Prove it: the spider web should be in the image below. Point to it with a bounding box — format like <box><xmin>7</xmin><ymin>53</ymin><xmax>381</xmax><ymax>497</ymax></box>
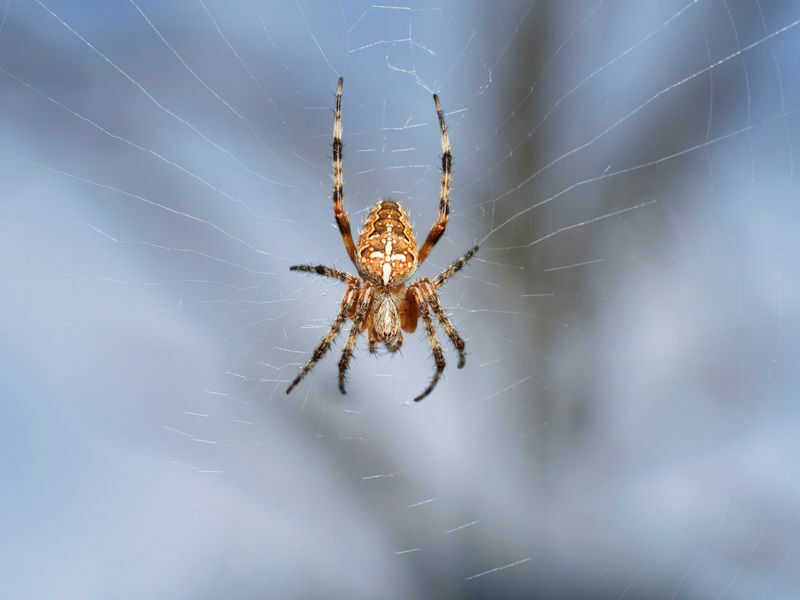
<box><xmin>1</xmin><ymin>0</ymin><xmax>799</xmax><ymax>597</ymax></box>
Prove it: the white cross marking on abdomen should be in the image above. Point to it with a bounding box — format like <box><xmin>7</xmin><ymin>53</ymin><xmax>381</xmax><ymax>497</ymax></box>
<box><xmin>369</xmin><ymin>238</ymin><xmax>407</xmax><ymax>284</ymax></box>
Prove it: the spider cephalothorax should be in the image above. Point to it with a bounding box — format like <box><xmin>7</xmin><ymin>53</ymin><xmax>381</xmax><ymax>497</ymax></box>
<box><xmin>287</xmin><ymin>78</ymin><xmax>478</xmax><ymax>401</ymax></box>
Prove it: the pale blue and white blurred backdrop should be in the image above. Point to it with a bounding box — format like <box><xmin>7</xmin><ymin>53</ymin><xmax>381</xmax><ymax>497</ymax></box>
<box><xmin>1</xmin><ymin>1</ymin><xmax>799</xmax><ymax>598</ymax></box>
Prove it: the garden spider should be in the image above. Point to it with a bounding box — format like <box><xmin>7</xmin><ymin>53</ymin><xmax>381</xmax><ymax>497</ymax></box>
<box><xmin>287</xmin><ymin>78</ymin><xmax>478</xmax><ymax>401</ymax></box>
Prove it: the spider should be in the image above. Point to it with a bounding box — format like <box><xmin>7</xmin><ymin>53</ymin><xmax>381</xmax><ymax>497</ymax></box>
<box><xmin>286</xmin><ymin>78</ymin><xmax>478</xmax><ymax>401</ymax></box>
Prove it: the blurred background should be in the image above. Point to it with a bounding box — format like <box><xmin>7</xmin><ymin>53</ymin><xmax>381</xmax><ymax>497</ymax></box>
<box><xmin>1</xmin><ymin>0</ymin><xmax>799</xmax><ymax>598</ymax></box>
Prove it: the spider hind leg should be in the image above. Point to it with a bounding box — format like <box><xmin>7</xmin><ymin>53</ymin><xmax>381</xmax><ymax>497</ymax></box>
<box><xmin>331</xmin><ymin>78</ymin><xmax>359</xmax><ymax>271</ymax></box>
<box><xmin>417</xmin><ymin>93</ymin><xmax>452</xmax><ymax>266</ymax></box>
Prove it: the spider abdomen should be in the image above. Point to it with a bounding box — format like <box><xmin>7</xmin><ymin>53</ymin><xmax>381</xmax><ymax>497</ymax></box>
<box><xmin>357</xmin><ymin>200</ymin><xmax>418</xmax><ymax>285</ymax></box>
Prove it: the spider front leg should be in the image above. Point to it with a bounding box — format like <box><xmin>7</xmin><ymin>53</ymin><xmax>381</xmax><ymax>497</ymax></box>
<box><xmin>412</xmin><ymin>246</ymin><xmax>478</xmax><ymax>370</ymax></box>
<box><xmin>286</xmin><ymin>284</ymin><xmax>359</xmax><ymax>394</ymax></box>
<box><xmin>338</xmin><ymin>287</ymin><xmax>374</xmax><ymax>394</ymax></box>
<box><xmin>415</xmin><ymin>278</ymin><xmax>467</xmax><ymax>368</ymax></box>
<box><xmin>411</xmin><ymin>288</ymin><xmax>446</xmax><ymax>402</ymax></box>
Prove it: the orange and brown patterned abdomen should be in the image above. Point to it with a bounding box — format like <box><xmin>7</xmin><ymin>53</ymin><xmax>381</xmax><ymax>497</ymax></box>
<box><xmin>357</xmin><ymin>201</ymin><xmax>418</xmax><ymax>285</ymax></box>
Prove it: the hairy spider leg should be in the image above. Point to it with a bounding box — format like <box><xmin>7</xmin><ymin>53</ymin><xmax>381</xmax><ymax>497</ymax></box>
<box><xmin>417</xmin><ymin>93</ymin><xmax>452</xmax><ymax>265</ymax></box>
<box><xmin>338</xmin><ymin>287</ymin><xmax>374</xmax><ymax>393</ymax></box>
<box><xmin>433</xmin><ymin>245</ymin><xmax>479</xmax><ymax>288</ymax></box>
<box><xmin>289</xmin><ymin>264</ymin><xmax>359</xmax><ymax>285</ymax></box>
<box><xmin>286</xmin><ymin>285</ymin><xmax>358</xmax><ymax>394</ymax></box>
<box><xmin>413</xmin><ymin>289</ymin><xmax>446</xmax><ymax>401</ymax></box>
<box><xmin>332</xmin><ymin>78</ymin><xmax>359</xmax><ymax>271</ymax></box>
<box><xmin>414</xmin><ymin>278</ymin><xmax>467</xmax><ymax>368</ymax></box>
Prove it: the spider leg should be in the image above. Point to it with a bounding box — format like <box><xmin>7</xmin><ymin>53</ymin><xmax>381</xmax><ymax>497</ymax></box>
<box><xmin>332</xmin><ymin>77</ymin><xmax>359</xmax><ymax>270</ymax></box>
<box><xmin>433</xmin><ymin>245</ymin><xmax>479</xmax><ymax>288</ymax></box>
<box><xmin>290</xmin><ymin>264</ymin><xmax>358</xmax><ymax>285</ymax></box>
<box><xmin>416</xmin><ymin>278</ymin><xmax>467</xmax><ymax>368</ymax></box>
<box><xmin>413</xmin><ymin>291</ymin><xmax>446</xmax><ymax>402</ymax></box>
<box><xmin>417</xmin><ymin>93</ymin><xmax>452</xmax><ymax>266</ymax></box>
<box><xmin>338</xmin><ymin>287</ymin><xmax>374</xmax><ymax>394</ymax></box>
<box><xmin>286</xmin><ymin>285</ymin><xmax>358</xmax><ymax>394</ymax></box>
